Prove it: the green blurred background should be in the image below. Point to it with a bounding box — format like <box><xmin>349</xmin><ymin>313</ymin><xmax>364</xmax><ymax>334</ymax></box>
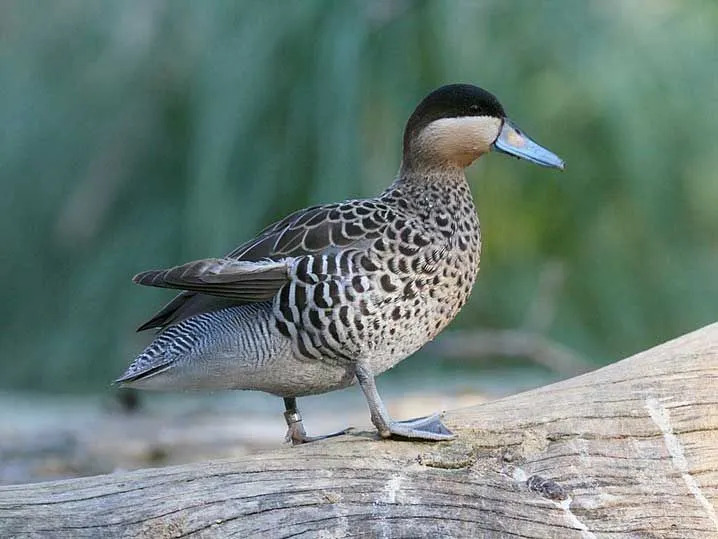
<box><xmin>2</xmin><ymin>0</ymin><xmax>717</xmax><ymax>394</ymax></box>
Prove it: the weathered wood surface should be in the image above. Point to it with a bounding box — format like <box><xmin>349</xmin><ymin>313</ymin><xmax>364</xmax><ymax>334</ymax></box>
<box><xmin>1</xmin><ymin>323</ymin><xmax>717</xmax><ymax>538</ymax></box>
<box><xmin>0</xmin><ymin>386</ymin><xmax>487</xmax><ymax>485</ymax></box>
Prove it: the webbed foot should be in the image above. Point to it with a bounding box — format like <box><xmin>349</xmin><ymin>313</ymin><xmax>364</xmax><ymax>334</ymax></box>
<box><xmin>354</xmin><ymin>363</ymin><xmax>456</xmax><ymax>443</ymax></box>
<box><xmin>384</xmin><ymin>413</ymin><xmax>455</xmax><ymax>441</ymax></box>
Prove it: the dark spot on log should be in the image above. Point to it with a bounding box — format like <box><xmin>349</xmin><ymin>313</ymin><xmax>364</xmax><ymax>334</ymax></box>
<box><xmin>527</xmin><ymin>475</ymin><xmax>568</xmax><ymax>501</ymax></box>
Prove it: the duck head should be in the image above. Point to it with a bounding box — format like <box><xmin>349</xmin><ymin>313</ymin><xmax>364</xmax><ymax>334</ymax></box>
<box><xmin>402</xmin><ymin>83</ymin><xmax>564</xmax><ymax>172</ymax></box>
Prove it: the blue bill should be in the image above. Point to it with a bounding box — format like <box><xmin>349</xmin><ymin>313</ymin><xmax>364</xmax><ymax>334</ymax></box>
<box><xmin>492</xmin><ymin>119</ymin><xmax>564</xmax><ymax>170</ymax></box>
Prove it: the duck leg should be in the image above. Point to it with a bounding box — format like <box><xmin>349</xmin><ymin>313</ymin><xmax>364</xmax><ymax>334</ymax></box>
<box><xmin>355</xmin><ymin>362</ymin><xmax>455</xmax><ymax>441</ymax></box>
<box><xmin>283</xmin><ymin>397</ymin><xmax>351</xmax><ymax>445</ymax></box>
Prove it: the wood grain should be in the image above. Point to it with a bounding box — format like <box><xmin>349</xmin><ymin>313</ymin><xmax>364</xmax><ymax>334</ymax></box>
<box><xmin>1</xmin><ymin>323</ymin><xmax>717</xmax><ymax>538</ymax></box>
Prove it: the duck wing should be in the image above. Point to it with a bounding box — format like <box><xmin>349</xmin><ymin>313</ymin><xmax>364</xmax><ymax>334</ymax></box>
<box><xmin>133</xmin><ymin>258</ymin><xmax>291</xmax><ymax>301</ymax></box>
<box><xmin>136</xmin><ymin>200</ymin><xmax>389</xmax><ymax>331</ymax></box>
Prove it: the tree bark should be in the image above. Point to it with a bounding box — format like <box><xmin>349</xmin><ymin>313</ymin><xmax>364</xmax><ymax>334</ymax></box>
<box><xmin>1</xmin><ymin>323</ymin><xmax>717</xmax><ymax>538</ymax></box>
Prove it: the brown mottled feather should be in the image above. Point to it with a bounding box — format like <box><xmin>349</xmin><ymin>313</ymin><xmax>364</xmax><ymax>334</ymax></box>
<box><xmin>136</xmin><ymin>201</ymin><xmax>390</xmax><ymax>331</ymax></box>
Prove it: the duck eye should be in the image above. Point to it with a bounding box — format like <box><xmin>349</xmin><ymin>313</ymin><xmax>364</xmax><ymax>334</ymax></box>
<box><xmin>469</xmin><ymin>104</ymin><xmax>480</xmax><ymax>113</ymax></box>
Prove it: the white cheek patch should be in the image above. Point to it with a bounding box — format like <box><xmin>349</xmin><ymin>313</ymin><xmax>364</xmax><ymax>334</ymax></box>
<box><xmin>416</xmin><ymin>116</ymin><xmax>502</xmax><ymax>165</ymax></box>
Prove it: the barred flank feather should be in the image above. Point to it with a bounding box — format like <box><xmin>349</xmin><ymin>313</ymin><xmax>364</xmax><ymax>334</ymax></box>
<box><xmin>115</xmin><ymin>303</ymin><xmax>280</xmax><ymax>387</ymax></box>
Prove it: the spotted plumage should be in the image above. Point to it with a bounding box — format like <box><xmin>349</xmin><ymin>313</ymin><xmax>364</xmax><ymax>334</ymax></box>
<box><xmin>117</xmin><ymin>83</ymin><xmax>564</xmax><ymax>444</ymax></box>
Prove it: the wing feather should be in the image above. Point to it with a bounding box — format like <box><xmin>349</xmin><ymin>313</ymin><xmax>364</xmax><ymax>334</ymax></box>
<box><xmin>133</xmin><ymin>258</ymin><xmax>291</xmax><ymax>301</ymax></box>
<box><xmin>136</xmin><ymin>200</ymin><xmax>390</xmax><ymax>331</ymax></box>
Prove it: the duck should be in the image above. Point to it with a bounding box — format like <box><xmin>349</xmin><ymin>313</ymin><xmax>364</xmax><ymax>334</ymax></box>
<box><xmin>116</xmin><ymin>83</ymin><xmax>564</xmax><ymax>445</ymax></box>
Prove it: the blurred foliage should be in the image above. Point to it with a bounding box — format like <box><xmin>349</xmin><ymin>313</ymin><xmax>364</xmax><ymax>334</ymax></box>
<box><xmin>1</xmin><ymin>0</ymin><xmax>717</xmax><ymax>392</ymax></box>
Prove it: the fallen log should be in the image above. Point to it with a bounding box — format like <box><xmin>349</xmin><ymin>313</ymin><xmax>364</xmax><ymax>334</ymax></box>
<box><xmin>1</xmin><ymin>323</ymin><xmax>717</xmax><ymax>538</ymax></box>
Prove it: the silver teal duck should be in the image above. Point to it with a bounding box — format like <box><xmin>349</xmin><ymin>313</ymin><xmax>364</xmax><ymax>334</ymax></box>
<box><xmin>116</xmin><ymin>84</ymin><xmax>564</xmax><ymax>444</ymax></box>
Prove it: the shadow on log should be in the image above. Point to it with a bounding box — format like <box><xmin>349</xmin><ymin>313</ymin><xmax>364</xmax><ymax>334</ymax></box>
<box><xmin>1</xmin><ymin>323</ymin><xmax>717</xmax><ymax>538</ymax></box>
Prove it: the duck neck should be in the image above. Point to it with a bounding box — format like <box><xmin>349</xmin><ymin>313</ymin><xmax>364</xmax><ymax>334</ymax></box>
<box><xmin>392</xmin><ymin>159</ymin><xmax>467</xmax><ymax>190</ymax></box>
<box><xmin>381</xmin><ymin>161</ymin><xmax>473</xmax><ymax>217</ymax></box>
